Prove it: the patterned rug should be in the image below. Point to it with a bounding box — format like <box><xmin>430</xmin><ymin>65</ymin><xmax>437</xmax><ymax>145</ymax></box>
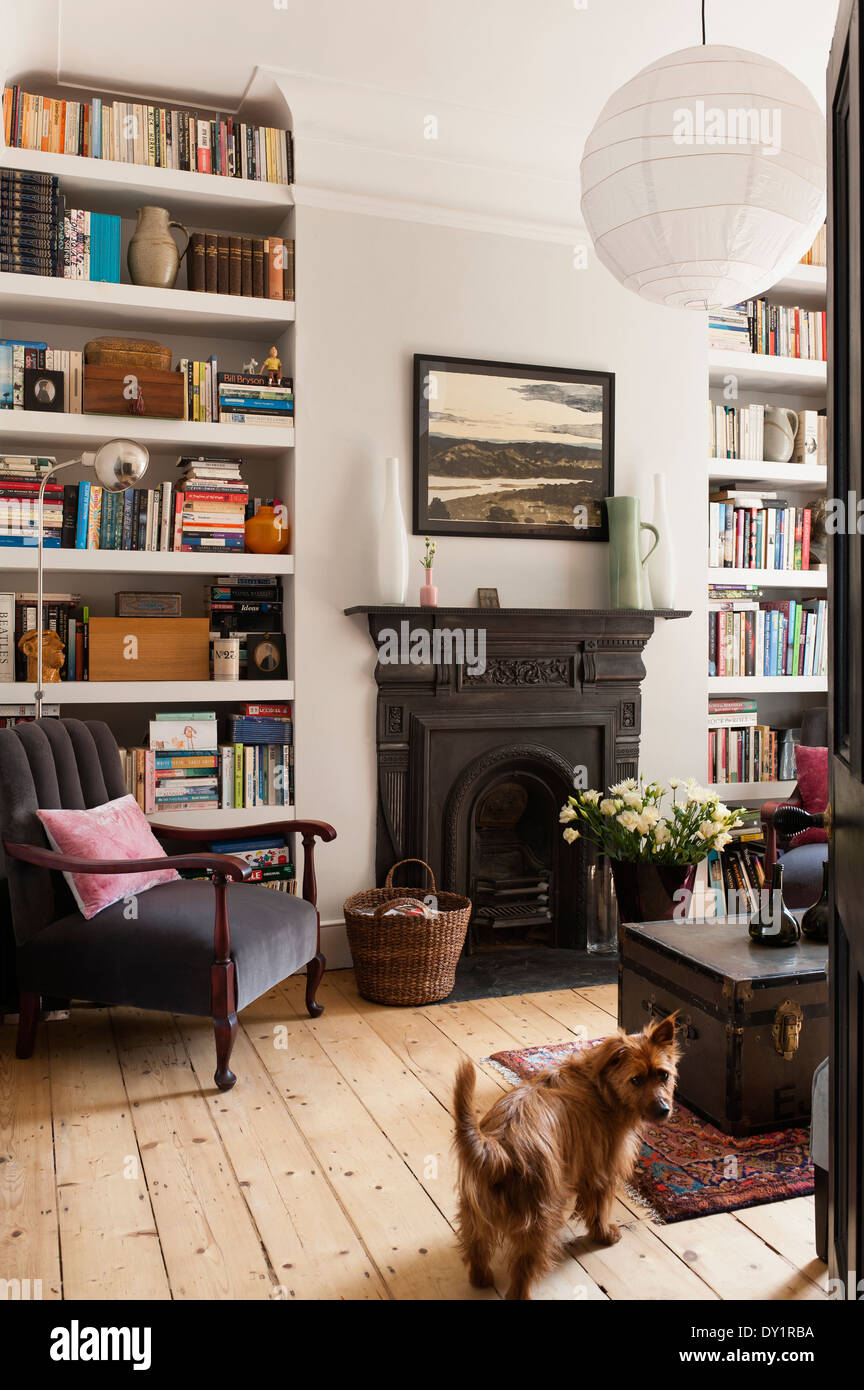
<box><xmin>486</xmin><ymin>1040</ymin><xmax>814</xmax><ymax>1224</ymax></box>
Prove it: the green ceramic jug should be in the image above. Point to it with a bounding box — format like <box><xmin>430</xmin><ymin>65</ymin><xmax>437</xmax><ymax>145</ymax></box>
<box><xmin>605</xmin><ymin>496</ymin><xmax>660</xmax><ymax>609</ymax></box>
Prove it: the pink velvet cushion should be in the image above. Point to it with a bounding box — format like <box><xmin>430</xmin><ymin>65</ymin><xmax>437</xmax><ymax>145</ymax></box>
<box><xmin>37</xmin><ymin>794</ymin><xmax>180</xmax><ymax>920</ymax></box>
<box><xmin>789</xmin><ymin>744</ymin><xmax>828</xmax><ymax>847</ymax></box>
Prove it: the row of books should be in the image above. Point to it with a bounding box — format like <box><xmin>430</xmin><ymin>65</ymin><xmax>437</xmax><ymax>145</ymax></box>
<box><xmin>709</xmin><ymin>403</ymin><xmax>826</xmax><ymax>467</ymax></box>
<box><xmin>179</xmin><ymin>837</ymin><xmax>297</xmax><ymax>894</ymax></box>
<box><xmin>708</xmin><ymin>594</ymin><xmax>828</xmax><ymax>679</ymax></box>
<box><xmin>708</xmin><ymin>723</ymin><xmax>782</xmax><ymax>785</ymax></box>
<box><xmin>708</xmin><ymin>492</ymin><xmax>815</xmax><ymax>571</ymax></box>
<box><xmin>0</xmin><ymin>592</ymin><xmax>86</xmax><ymax>681</ymax></box>
<box><xmin>1</xmin><ymin>169</ymin><xmax>62</xmax><ymax>276</ymax></box>
<box><xmin>126</xmin><ymin>708</ymin><xmax>295</xmax><ymax>810</ymax></box>
<box><xmin>187</xmin><ymin>233</ymin><xmax>295</xmax><ymax>301</ymax></box>
<box><xmin>61</xmin><ymin>209</ymin><xmax>122</xmax><ymax>282</ymax></box>
<box><xmin>708</xmin><ymin>298</ymin><xmax>827</xmax><ymax>360</ymax></box>
<box><xmin>799</xmin><ymin>226</ymin><xmax>827</xmax><ymax>266</ymax></box>
<box><xmin>0</xmin><ymin>342</ymin><xmax>84</xmax><ymax>411</ymax></box>
<box><xmin>177</xmin><ymin>363</ymin><xmax>294</xmax><ymax>428</ymax></box>
<box><xmin>707</xmin><ymin>840</ymin><xmax>766</xmax><ymax>917</ymax></box>
<box><xmin>0</xmin><ymin>702</ymin><xmax>60</xmax><ymax>728</ymax></box>
<box><xmin>3</xmin><ymin>87</ymin><xmax>294</xmax><ymax>184</ymax></box>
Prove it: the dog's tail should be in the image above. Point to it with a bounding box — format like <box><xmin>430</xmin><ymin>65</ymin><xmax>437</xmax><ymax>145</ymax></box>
<box><xmin>452</xmin><ymin>1059</ymin><xmax>510</xmax><ymax>1181</ymax></box>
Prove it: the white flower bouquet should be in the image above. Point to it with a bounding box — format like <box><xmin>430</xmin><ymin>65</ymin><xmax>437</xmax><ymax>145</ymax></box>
<box><xmin>560</xmin><ymin>777</ymin><xmax>743</xmax><ymax>866</ymax></box>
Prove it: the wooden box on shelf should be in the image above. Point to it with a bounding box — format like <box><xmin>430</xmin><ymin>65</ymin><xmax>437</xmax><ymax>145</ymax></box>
<box><xmin>88</xmin><ymin>618</ymin><xmax>210</xmax><ymax>680</ymax></box>
<box><xmin>83</xmin><ymin>365</ymin><xmax>185</xmax><ymax>420</ymax></box>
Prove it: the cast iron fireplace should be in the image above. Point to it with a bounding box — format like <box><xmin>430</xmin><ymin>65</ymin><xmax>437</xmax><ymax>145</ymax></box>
<box><xmin>346</xmin><ymin>605</ymin><xmax>689</xmax><ymax>953</ymax></box>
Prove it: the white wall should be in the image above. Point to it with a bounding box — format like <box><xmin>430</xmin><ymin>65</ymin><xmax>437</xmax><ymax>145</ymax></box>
<box><xmin>293</xmin><ymin>203</ymin><xmax>708</xmax><ymax>949</ymax></box>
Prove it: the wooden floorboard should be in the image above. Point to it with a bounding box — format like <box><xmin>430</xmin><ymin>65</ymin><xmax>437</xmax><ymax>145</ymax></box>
<box><xmin>0</xmin><ymin>972</ymin><xmax>827</xmax><ymax>1301</ymax></box>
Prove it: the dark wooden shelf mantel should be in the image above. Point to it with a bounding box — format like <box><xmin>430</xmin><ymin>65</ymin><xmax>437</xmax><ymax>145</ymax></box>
<box><xmin>345</xmin><ymin>606</ymin><xmax>691</xmax><ymax>619</ymax></box>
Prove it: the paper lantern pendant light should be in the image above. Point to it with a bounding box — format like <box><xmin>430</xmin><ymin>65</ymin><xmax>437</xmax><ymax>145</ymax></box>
<box><xmin>580</xmin><ymin>45</ymin><xmax>826</xmax><ymax>309</ymax></box>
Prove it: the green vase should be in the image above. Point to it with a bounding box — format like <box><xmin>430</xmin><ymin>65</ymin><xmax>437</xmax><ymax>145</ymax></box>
<box><xmin>606</xmin><ymin>496</ymin><xmax>660</xmax><ymax>609</ymax></box>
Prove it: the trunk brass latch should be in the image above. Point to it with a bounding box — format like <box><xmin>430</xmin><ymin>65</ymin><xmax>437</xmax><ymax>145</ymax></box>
<box><xmin>773</xmin><ymin>1000</ymin><xmax>804</xmax><ymax>1060</ymax></box>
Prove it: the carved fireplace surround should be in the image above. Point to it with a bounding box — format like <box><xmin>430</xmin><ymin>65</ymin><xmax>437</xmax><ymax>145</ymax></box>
<box><xmin>345</xmin><ymin>606</ymin><xmax>689</xmax><ymax>951</ymax></box>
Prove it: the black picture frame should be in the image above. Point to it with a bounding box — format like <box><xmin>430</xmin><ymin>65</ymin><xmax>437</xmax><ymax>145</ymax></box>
<box><xmin>245</xmin><ymin>632</ymin><xmax>287</xmax><ymax>680</ymax></box>
<box><xmin>413</xmin><ymin>353</ymin><xmax>614</xmax><ymax>541</ymax></box>
<box><xmin>23</xmin><ymin>367</ymin><xmax>64</xmax><ymax>413</ymax></box>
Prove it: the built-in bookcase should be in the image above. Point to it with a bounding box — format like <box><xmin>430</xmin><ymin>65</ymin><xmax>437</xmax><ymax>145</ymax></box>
<box><xmin>0</xmin><ymin>74</ymin><xmax>296</xmax><ymax>827</ymax></box>
<box><xmin>706</xmin><ymin>262</ymin><xmax>828</xmax><ymax>803</ymax></box>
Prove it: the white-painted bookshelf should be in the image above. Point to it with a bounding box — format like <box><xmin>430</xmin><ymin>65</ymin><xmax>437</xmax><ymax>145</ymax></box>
<box><xmin>707</xmin><ymin>262</ymin><xmax>827</xmax><ymax>806</ymax></box>
<box><xmin>1</xmin><ymin>76</ymin><xmax>296</xmax><ymax>829</ymax></box>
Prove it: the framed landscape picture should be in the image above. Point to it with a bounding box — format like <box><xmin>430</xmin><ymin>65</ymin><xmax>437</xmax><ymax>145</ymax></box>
<box><xmin>413</xmin><ymin>354</ymin><xmax>614</xmax><ymax>541</ymax></box>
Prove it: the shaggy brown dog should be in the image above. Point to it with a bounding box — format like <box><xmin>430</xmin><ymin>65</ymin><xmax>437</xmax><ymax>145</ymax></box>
<box><xmin>452</xmin><ymin>1015</ymin><xmax>679</xmax><ymax>1300</ymax></box>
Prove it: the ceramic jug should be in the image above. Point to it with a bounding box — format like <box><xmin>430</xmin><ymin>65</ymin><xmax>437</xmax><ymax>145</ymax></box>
<box><xmin>605</xmin><ymin>496</ymin><xmax>659</xmax><ymax>610</ymax></box>
<box><xmin>127</xmin><ymin>206</ymin><xmax>190</xmax><ymax>289</ymax></box>
<box><xmin>763</xmin><ymin>405</ymin><xmax>799</xmax><ymax>463</ymax></box>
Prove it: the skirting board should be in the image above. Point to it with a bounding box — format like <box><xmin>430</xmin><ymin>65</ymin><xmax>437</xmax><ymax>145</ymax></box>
<box><xmin>319</xmin><ymin>920</ymin><xmax>352</xmax><ymax>970</ymax></box>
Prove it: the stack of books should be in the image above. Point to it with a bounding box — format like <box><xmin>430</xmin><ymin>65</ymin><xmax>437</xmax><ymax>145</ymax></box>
<box><xmin>206</xmin><ymin>578</ymin><xmax>283</xmax><ymax>676</ymax></box>
<box><xmin>187</xmin><ymin>234</ymin><xmax>294</xmax><ymax>300</ymax></box>
<box><xmin>3</xmin><ymin>86</ymin><xmax>294</xmax><ymax>184</ymax></box>
<box><xmin>1</xmin><ymin>169</ymin><xmax>63</xmax><ymax>277</ymax></box>
<box><xmin>0</xmin><ymin>456</ymin><xmax>60</xmax><ymax>547</ymax></box>
<box><xmin>181</xmin><ymin>837</ymin><xmax>297</xmax><ymax>894</ymax></box>
<box><xmin>62</xmin><ymin>209</ymin><xmax>121</xmax><ymax>282</ymax></box>
<box><xmin>707</xmin><ymin>304</ymin><xmax>751</xmax><ymax>352</ymax></box>
<box><xmin>217</xmin><ymin>372</ymin><xmax>294</xmax><ymax>428</ymax></box>
<box><xmin>708</xmin><ymin>589</ymin><xmax>828</xmax><ymax>679</ymax></box>
<box><xmin>708</xmin><ymin>490</ymin><xmax>814</xmax><ymax>571</ymax></box>
<box><xmin>708</xmin><ymin>698</ymin><xmax>780</xmax><ymax>785</ymax></box>
<box><xmin>146</xmin><ymin>713</ymin><xmax>220</xmax><ymax>813</ymax></box>
<box><xmin>708</xmin><ymin>402</ymin><xmax>765</xmax><ymax>460</ymax></box>
<box><xmin>176</xmin><ymin>457</ymin><xmax>248</xmax><ymax>552</ymax></box>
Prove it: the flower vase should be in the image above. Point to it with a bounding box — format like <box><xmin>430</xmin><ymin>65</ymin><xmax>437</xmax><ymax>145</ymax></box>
<box><xmin>609</xmin><ymin>860</ymin><xmax>697</xmax><ymax>924</ymax></box>
<box><xmin>644</xmin><ymin>473</ymin><xmax>675</xmax><ymax>610</ymax></box>
<box><xmin>377</xmin><ymin>457</ymin><xmax>409</xmax><ymax>604</ymax></box>
<box><xmin>420</xmin><ymin>567</ymin><xmax>438</xmax><ymax>607</ymax></box>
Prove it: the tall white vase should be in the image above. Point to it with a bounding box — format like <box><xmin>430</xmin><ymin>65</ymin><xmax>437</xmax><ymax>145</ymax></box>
<box><xmin>645</xmin><ymin>473</ymin><xmax>675</xmax><ymax>610</ymax></box>
<box><xmin>377</xmin><ymin>456</ymin><xmax>409</xmax><ymax>604</ymax></box>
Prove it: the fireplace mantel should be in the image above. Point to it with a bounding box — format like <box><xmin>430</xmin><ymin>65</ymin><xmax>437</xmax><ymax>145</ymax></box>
<box><xmin>345</xmin><ymin>604</ymin><xmax>691</xmax><ymax>945</ymax></box>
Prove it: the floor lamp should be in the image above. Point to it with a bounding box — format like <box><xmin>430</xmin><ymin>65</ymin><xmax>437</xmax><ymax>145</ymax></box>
<box><xmin>33</xmin><ymin>439</ymin><xmax>150</xmax><ymax>717</ymax></box>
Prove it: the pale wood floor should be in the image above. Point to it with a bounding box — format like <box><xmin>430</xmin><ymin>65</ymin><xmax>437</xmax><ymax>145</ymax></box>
<box><xmin>0</xmin><ymin>972</ymin><xmax>829</xmax><ymax>1301</ymax></box>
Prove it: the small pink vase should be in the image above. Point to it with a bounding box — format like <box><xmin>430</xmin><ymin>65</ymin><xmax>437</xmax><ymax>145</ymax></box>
<box><xmin>420</xmin><ymin>567</ymin><xmax>438</xmax><ymax>607</ymax></box>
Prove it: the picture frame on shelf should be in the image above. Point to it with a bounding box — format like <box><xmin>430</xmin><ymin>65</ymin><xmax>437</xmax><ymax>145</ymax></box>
<box><xmin>23</xmin><ymin>368</ymin><xmax>64</xmax><ymax>413</ymax></box>
<box><xmin>477</xmin><ymin>587</ymin><xmax>500</xmax><ymax>609</ymax></box>
<box><xmin>413</xmin><ymin>353</ymin><xmax>614</xmax><ymax>541</ymax></box>
<box><xmin>245</xmin><ymin>631</ymin><xmax>287</xmax><ymax>680</ymax></box>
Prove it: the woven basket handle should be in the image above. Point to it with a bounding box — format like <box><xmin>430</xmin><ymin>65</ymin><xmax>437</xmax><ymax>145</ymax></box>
<box><xmin>372</xmin><ymin>896</ymin><xmax>428</xmax><ymax>922</ymax></box>
<box><xmin>385</xmin><ymin>858</ymin><xmax>437</xmax><ymax>892</ymax></box>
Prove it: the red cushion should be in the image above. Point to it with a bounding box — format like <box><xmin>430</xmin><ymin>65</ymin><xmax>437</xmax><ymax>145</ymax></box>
<box><xmin>789</xmin><ymin>744</ymin><xmax>828</xmax><ymax>847</ymax></box>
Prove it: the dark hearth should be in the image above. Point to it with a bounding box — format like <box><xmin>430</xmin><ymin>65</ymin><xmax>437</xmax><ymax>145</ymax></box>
<box><xmin>345</xmin><ymin>606</ymin><xmax>690</xmax><ymax>953</ymax></box>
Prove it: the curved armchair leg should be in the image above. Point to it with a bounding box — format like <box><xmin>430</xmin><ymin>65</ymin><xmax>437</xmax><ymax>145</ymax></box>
<box><xmin>213</xmin><ymin>1013</ymin><xmax>238</xmax><ymax>1090</ymax></box>
<box><xmin>305</xmin><ymin>953</ymin><xmax>326</xmax><ymax>1018</ymax></box>
<box><xmin>16</xmin><ymin>991</ymin><xmax>40</xmax><ymax>1059</ymax></box>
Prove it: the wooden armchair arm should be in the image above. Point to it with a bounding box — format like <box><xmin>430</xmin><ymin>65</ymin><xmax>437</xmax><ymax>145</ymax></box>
<box><xmin>3</xmin><ymin>840</ymin><xmax>253</xmax><ymax>882</ymax></box>
<box><xmin>152</xmin><ymin>819</ymin><xmax>337</xmax><ymax>907</ymax></box>
<box><xmin>760</xmin><ymin>792</ymin><xmax>802</xmax><ymax>878</ymax></box>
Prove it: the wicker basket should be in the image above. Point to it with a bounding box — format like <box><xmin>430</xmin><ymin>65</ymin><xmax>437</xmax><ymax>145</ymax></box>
<box><xmin>344</xmin><ymin>859</ymin><xmax>471</xmax><ymax>1006</ymax></box>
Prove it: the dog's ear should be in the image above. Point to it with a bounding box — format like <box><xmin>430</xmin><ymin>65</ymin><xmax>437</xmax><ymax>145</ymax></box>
<box><xmin>589</xmin><ymin>1034</ymin><xmax>630</xmax><ymax>1074</ymax></box>
<box><xmin>647</xmin><ymin>1013</ymin><xmax>678</xmax><ymax>1048</ymax></box>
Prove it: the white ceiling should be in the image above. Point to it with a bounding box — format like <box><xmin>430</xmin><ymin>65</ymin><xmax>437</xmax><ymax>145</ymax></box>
<box><xmin>8</xmin><ymin>0</ymin><xmax>839</xmax><ymax>127</ymax></box>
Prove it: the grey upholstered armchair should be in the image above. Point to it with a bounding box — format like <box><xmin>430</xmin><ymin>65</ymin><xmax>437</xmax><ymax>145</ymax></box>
<box><xmin>0</xmin><ymin>718</ymin><xmax>336</xmax><ymax>1089</ymax></box>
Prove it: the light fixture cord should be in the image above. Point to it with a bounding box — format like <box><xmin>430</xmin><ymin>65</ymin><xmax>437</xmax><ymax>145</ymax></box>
<box><xmin>701</xmin><ymin>0</ymin><xmax>706</xmax><ymax>44</ymax></box>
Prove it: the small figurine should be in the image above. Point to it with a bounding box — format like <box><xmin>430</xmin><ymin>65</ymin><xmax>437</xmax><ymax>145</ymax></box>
<box><xmin>241</xmin><ymin>355</ymin><xmax>259</xmax><ymax>376</ymax></box>
<box><xmin>19</xmin><ymin>628</ymin><xmax>65</xmax><ymax>683</ymax></box>
<box><xmin>262</xmin><ymin>345</ymin><xmax>282</xmax><ymax>384</ymax></box>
